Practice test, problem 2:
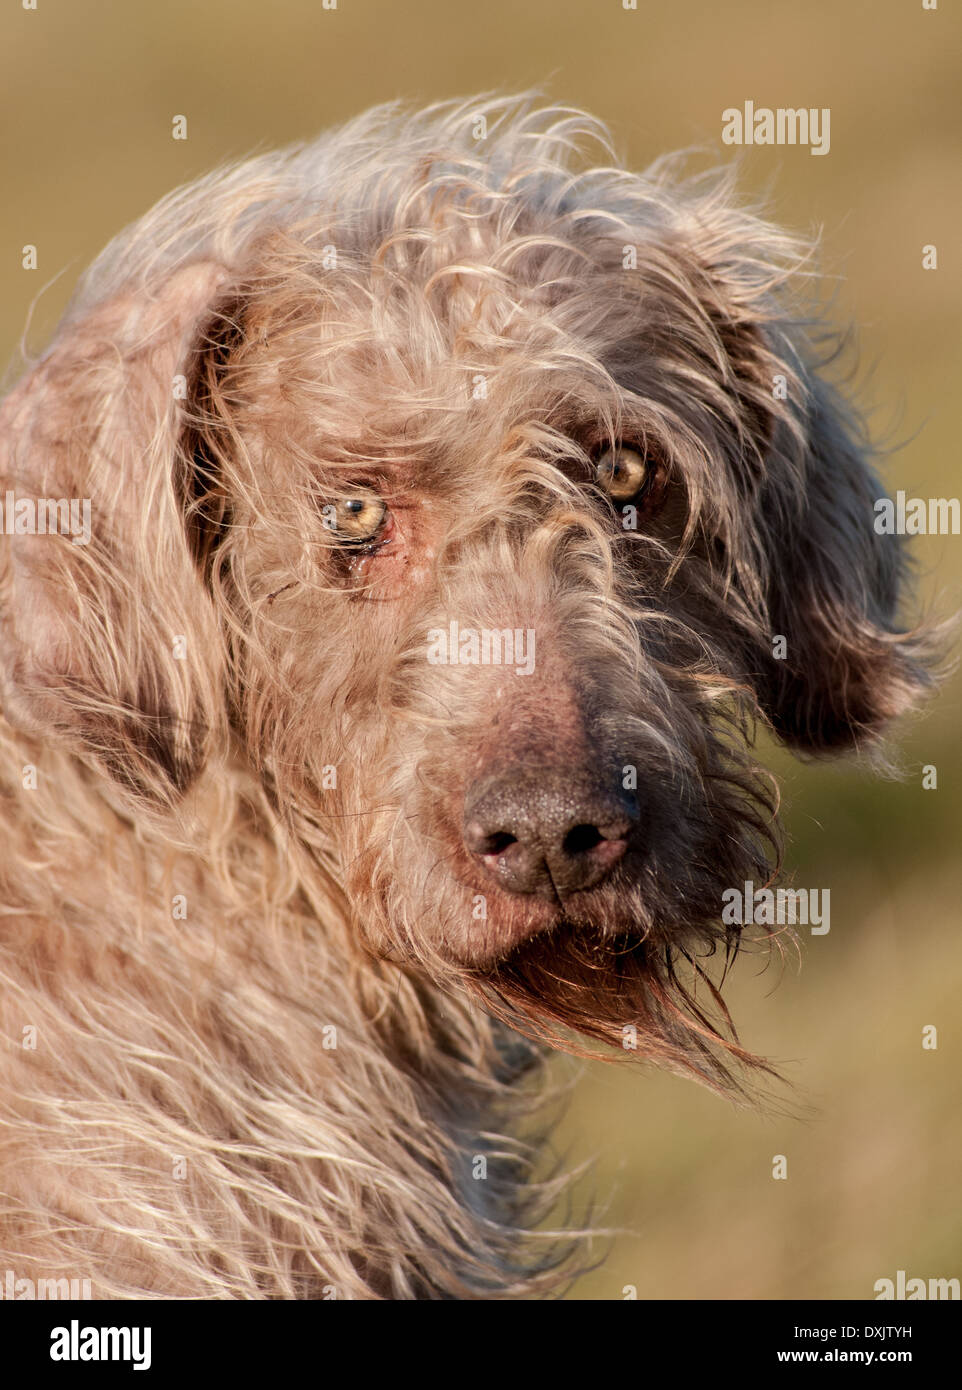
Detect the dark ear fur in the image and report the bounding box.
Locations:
[652,169,939,754]
[752,365,934,752]
[674,191,936,755]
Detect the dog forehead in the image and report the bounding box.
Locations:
[223,210,676,483]
[235,292,618,468]
[249,202,620,344]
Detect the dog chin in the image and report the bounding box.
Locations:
[450,901,649,972]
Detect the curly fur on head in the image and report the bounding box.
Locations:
[0,94,937,1298]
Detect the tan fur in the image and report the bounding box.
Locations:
[0,96,936,1298]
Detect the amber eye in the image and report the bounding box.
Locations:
[594,446,649,501]
[325,493,387,544]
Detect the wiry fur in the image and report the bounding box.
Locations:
[0,96,936,1298]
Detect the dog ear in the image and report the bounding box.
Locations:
[749,366,934,753]
[0,262,231,807]
[666,200,934,755]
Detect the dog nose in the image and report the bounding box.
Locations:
[463,770,638,898]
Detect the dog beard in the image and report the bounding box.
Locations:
[472,919,781,1098]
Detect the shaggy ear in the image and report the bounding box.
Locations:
[0,262,230,806]
[751,368,933,753]
[661,187,935,754]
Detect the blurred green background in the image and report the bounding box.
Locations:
[0,0,958,1299]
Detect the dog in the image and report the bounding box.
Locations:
[0,96,935,1299]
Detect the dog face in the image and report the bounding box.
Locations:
[0,100,932,1090]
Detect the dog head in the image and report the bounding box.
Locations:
[0,98,934,1091]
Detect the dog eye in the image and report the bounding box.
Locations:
[594,446,649,501]
[325,493,388,544]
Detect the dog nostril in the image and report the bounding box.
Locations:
[482,831,517,856]
[463,819,519,857]
[563,823,604,855]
